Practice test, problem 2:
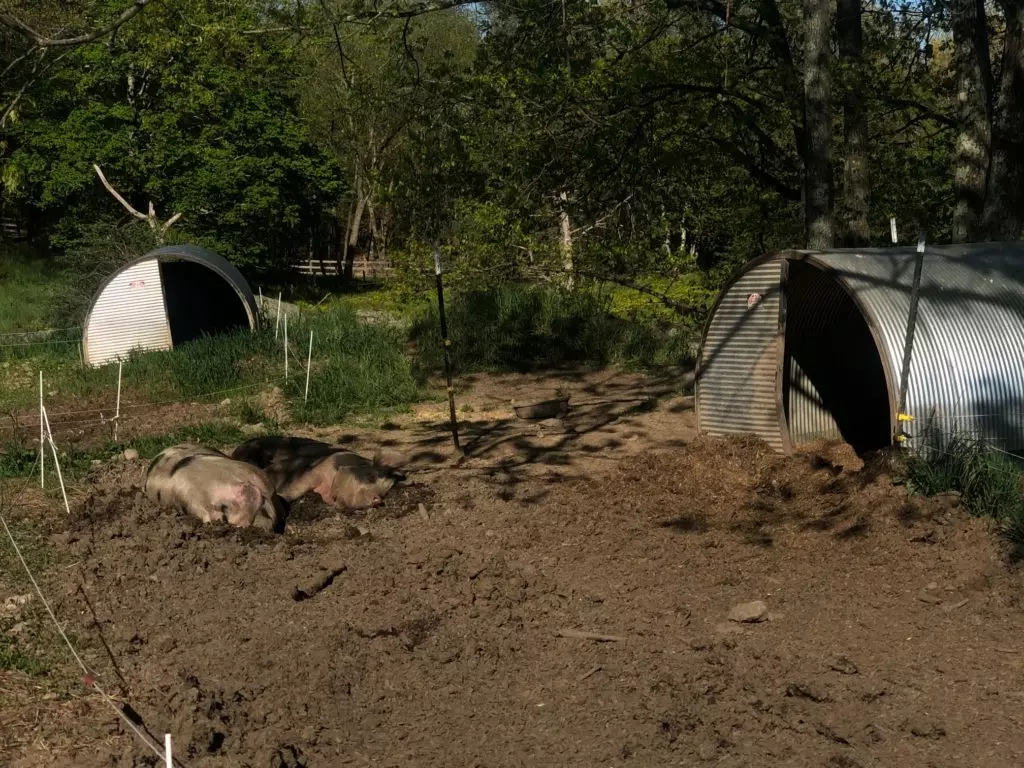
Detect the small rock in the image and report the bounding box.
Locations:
[42,692,59,701]
[90,459,102,466]
[50,531,75,547]
[926,581,938,590]
[829,656,859,675]
[786,682,831,703]
[220,398,231,406]
[9,621,27,636]
[2,593,32,618]
[728,600,768,623]
[122,448,139,461]
[153,635,177,653]
[418,503,430,522]
[908,721,946,739]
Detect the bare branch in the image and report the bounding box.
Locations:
[93,164,149,222]
[161,211,184,233]
[337,0,476,21]
[0,48,46,127]
[0,0,157,48]
[240,26,312,36]
[576,269,702,317]
[94,164,184,243]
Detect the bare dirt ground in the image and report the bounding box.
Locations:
[3,368,1024,768]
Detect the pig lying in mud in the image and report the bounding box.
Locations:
[145,444,283,531]
[231,436,405,510]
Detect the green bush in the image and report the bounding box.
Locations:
[905,431,1024,551]
[409,283,695,374]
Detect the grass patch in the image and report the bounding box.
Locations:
[409,283,695,375]
[286,304,422,424]
[905,431,1024,551]
[0,442,38,479]
[0,247,72,335]
[0,635,49,676]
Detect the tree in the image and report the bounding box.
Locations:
[982,0,1024,239]
[804,0,836,248]
[951,0,994,242]
[299,4,478,277]
[2,0,341,268]
[837,0,870,246]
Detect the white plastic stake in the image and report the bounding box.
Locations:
[275,292,282,339]
[890,217,898,244]
[41,407,70,516]
[258,286,263,309]
[284,312,289,380]
[114,360,122,442]
[304,330,313,403]
[164,733,173,768]
[38,371,44,488]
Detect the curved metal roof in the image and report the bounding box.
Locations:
[82,244,260,366]
[144,244,260,327]
[698,241,1024,452]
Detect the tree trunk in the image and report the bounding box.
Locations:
[343,177,366,282]
[837,0,870,246]
[951,0,994,243]
[559,191,574,289]
[803,0,835,249]
[367,199,378,260]
[983,0,1024,239]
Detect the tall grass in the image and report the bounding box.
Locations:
[409,283,695,374]
[905,431,1024,551]
[286,304,422,424]
[0,248,72,334]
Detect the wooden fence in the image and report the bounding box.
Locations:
[292,258,394,279]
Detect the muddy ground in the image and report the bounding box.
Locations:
[2,369,1024,767]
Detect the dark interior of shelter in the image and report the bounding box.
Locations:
[783,259,891,453]
[159,260,250,346]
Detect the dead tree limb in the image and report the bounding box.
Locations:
[93,164,183,244]
[0,0,157,48]
[574,269,703,317]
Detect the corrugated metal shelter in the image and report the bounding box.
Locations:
[82,245,259,367]
[696,242,1024,454]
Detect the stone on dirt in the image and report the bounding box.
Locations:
[2,593,32,618]
[828,656,859,675]
[122,448,139,461]
[728,600,768,623]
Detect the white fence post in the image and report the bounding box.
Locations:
[283,312,289,380]
[41,407,70,516]
[38,371,44,488]
[164,733,173,768]
[275,292,282,340]
[304,330,313,403]
[114,360,123,442]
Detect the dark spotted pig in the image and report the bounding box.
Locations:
[145,444,283,530]
[231,436,404,510]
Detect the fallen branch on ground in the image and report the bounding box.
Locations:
[556,628,624,643]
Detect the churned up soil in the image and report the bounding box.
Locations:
[2,380,1024,768]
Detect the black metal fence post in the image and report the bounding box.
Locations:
[895,232,927,444]
[432,243,461,451]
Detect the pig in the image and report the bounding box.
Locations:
[230,436,404,510]
[145,444,283,531]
